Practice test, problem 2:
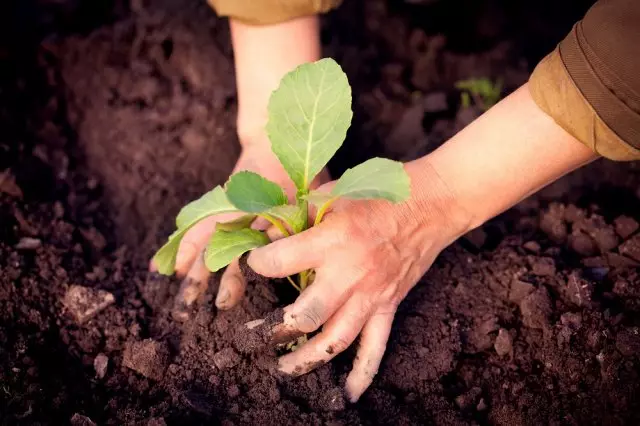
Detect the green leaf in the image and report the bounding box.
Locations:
[304,191,334,208]
[176,186,237,229]
[225,171,288,213]
[267,58,352,191]
[216,215,257,232]
[154,186,239,275]
[330,157,410,202]
[267,204,306,233]
[205,228,270,272]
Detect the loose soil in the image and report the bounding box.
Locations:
[2,0,640,425]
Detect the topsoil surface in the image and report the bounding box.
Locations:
[2,0,640,425]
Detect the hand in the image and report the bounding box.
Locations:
[159,133,330,320]
[244,161,471,402]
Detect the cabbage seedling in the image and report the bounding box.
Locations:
[153,58,410,292]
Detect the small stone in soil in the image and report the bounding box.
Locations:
[614,215,639,239]
[494,328,513,357]
[540,207,567,243]
[519,287,552,329]
[615,327,640,356]
[530,257,556,276]
[213,347,241,371]
[15,237,41,250]
[94,353,109,379]
[477,398,488,411]
[70,414,96,426]
[619,234,640,262]
[591,228,619,253]
[566,271,593,307]
[63,285,115,324]
[523,241,541,253]
[509,279,535,304]
[319,387,346,411]
[569,231,597,256]
[122,339,170,381]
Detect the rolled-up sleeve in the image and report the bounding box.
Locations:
[529,0,640,161]
[208,0,342,25]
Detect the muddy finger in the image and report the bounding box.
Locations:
[344,307,394,402]
[216,258,246,310]
[172,251,210,321]
[277,291,374,376]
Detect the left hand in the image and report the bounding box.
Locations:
[245,162,471,402]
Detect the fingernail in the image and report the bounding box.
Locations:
[175,243,196,271]
[215,288,230,309]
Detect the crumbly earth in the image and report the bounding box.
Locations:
[2,0,640,425]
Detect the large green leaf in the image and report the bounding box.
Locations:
[266,58,352,191]
[267,204,307,234]
[225,171,288,213]
[330,158,410,202]
[205,228,270,272]
[154,186,239,275]
[306,158,410,208]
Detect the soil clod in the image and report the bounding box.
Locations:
[122,339,171,381]
[63,285,115,324]
[519,287,552,329]
[213,347,241,371]
[94,353,109,379]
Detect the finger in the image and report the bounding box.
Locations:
[275,266,362,335]
[278,290,375,376]
[216,258,246,310]
[172,250,210,321]
[345,306,395,402]
[175,216,218,274]
[247,224,340,278]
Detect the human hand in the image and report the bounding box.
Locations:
[243,160,471,402]
[155,132,330,320]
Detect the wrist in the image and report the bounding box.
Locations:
[400,157,473,247]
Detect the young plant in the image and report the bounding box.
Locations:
[455,77,503,111]
[153,58,410,292]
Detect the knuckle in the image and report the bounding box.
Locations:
[293,305,323,333]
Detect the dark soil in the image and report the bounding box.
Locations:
[2,0,640,425]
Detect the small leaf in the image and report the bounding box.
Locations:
[267,58,352,191]
[330,158,410,202]
[176,186,237,229]
[205,228,270,272]
[267,204,306,233]
[154,186,239,275]
[225,171,288,213]
[216,215,257,232]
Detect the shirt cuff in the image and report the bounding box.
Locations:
[208,0,342,25]
[529,47,640,161]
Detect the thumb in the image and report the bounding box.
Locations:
[247,224,334,278]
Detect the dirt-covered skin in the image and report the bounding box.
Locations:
[2,0,640,425]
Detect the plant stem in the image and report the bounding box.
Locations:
[286,276,302,292]
[259,213,290,237]
[298,270,309,291]
[314,197,337,226]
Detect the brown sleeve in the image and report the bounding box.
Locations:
[529,0,640,161]
[208,0,342,25]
